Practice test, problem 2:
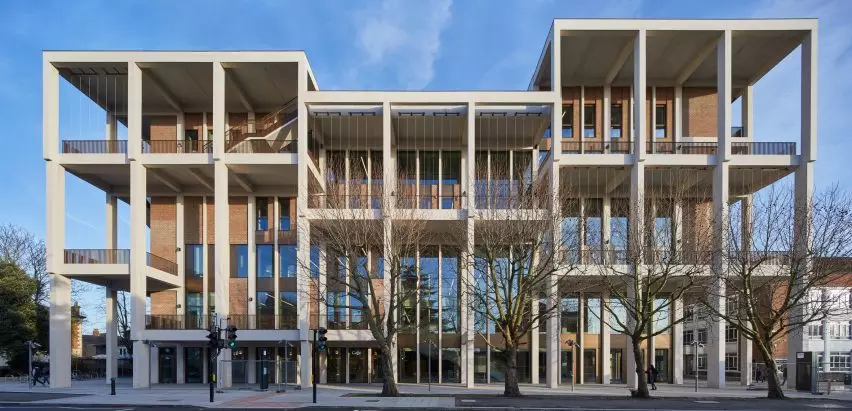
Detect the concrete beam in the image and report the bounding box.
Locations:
[188,168,214,191]
[233,172,255,193]
[605,40,633,85]
[675,38,718,85]
[606,168,630,193]
[225,69,254,112]
[149,168,181,192]
[141,69,183,112]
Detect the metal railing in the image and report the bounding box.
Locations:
[147,252,177,275]
[609,141,632,153]
[326,312,370,330]
[561,140,633,154]
[732,142,796,155]
[225,138,297,154]
[308,194,384,210]
[61,140,127,154]
[227,314,299,330]
[64,249,129,264]
[225,97,298,141]
[141,140,212,154]
[647,142,719,154]
[396,195,465,210]
[729,251,791,265]
[146,314,211,330]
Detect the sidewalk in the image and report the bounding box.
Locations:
[0,378,848,408]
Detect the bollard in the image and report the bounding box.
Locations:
[110,378,116,395]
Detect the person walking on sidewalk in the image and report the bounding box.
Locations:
[647,364,658,390]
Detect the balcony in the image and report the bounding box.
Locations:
[225,138,297,154]
[228,314,299,330]
[732,142,796,155]
[560,141,633,154]
[147,252,177,276]
[141,140,212,154]
[309,194,382,210]
[64,248,129,264]
[61,140,127,154]
[146,314,211,330]
[647,142,718,155]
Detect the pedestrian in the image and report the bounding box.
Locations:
[755,367,762,383]
[31,365,38,387]
[647,364,658,390]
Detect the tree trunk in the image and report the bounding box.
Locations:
[380,343,400,397]
[503,345,522,397]
[631,340,650,398]
[758,348,785,399]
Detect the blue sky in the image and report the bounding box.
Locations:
[0,0,849,332]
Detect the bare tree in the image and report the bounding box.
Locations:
[585,171,711,398]
[115,291,133,355]
[460,159,575,397]
[300,153,428,396]
[701,184,852,399]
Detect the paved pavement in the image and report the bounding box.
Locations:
[0,378,850,409]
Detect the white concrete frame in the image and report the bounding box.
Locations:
[44,18,817,390]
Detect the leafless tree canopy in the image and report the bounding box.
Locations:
[704,184,852,399]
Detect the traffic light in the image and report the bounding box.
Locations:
[206,330,219,349]
[317,327,328,352]
[226,325,238,348]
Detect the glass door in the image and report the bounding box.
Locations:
[158,347,176,384]
[583,349,597,383]
[610,349,623,383]
[655,348,669,383]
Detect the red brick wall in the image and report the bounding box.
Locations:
[150,197,176,263]
[230,197,247,244]
[148,116,176,141]
[683,87,717,137]
[150,290,177,316]
[229,278,248,315]
[184,196,203,244]
[206,197,215,244]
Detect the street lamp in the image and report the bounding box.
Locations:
[690,341,704,393]
[566,339,579,393]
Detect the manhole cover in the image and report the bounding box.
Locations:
[365,399,380,402]
[694,400,719,404]
[461,399,477,403]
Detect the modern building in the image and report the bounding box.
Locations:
[44,18,818,389]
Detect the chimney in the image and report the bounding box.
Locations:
[92,329,100,337]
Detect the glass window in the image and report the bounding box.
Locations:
[257,245,273,278]
[653,298,669,334]
[584,296,601,333]
[583,104,596,138]
[185,244,203,278]
[442,248,460,333]
[697,328,707,344]
[725,325,738,342]
[610,104,622,138]
[608,298,627,334]
[257,197,269,231]
[725,353,739,371]
[562,105,573,138]
[310,246,320,278]
[420,247,439,332]
[232,245,248,278]
[697,354,707,370]
[256,291,275,328]
[280,245,297,278]
[683,330,694,345]
[279,198,291,231]
[441,151,461,209]
[279,291,297,329]
[561,297,579,333]
[186,293,203,316]
[654,105,667,139]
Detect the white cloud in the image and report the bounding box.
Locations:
[351,0,453,89]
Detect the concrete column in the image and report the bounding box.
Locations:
[150,345,158,385]
[176,343,185,384]
[213,62,225,158]
[674,86,682,146]
[601,292,611,385]
[202,196,209,318]
[467,102,476,209]
[579,86,585,154]
[463,217,475,387]
[717,30,732,161]
[176,113,185,141]
[673,298,684,384]
[130,161,150,388]
[105,287,118,383]
[273,196,280,321]
[739,326,752,385]
[577,293,585,384]
[823,291,831,373]
[382,102,393,208]
[801,29,818,162]
[248,196,257,328]
[546,153,561,388]
[650,86,656,153]
[603,85,611,153]
[741,85,753,140]
[128,62,142,160]
[106,112,118,141]
[633,30,647,161]
[176,196,185,317]
[531,302,540,385]
[625,284,637,389]
[551,26,562,161]
[213,161,231,387]
[298,221,312,388]
[42,60,59,159]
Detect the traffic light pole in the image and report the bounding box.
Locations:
[312,328,317,404]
